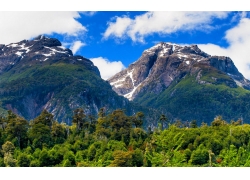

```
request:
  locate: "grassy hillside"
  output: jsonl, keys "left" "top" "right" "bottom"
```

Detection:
{"left": 134, "top": 66, "right": 250, "bottom": 125}
{"left": 0, "top": 59, "right": 129, "bottom": 122}
{"left": 0, "top": 58, "right": 160, "bottom": 126}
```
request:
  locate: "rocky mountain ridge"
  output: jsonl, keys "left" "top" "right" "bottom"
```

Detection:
{"left": 108, "top": 42, "right": 250, "bottom": 101}
{"left": 0, "top": 35, "right": 145, "bottom": 123}
{"left": 1, "top": 37, "right": 250, "bottom": 126}
{"left": 108, "top": 42, "right": 250, "bottom": 125}
{"left": 0, "top": 35, "right": 99, "bottom": 76}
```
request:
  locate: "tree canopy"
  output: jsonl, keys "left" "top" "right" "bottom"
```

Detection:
{"left": 0, "top": 109, "right": 250, "bottom": 167}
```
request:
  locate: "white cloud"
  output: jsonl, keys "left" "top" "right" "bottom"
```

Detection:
{"left": 79, "top": 11, "right": 97, "bottom": 16}
{"left": 90, "top": 57, "right": 125, "bottom": 80}
{"left": 0, "top": 12, "right": 86, "bottom": 44}
{"left": 104, "top": 16, "right": 132, "bottom": 38}
{"left": 198, "top": 18, "right": 250, "bottom": 79}
{"left": 70, "top": 41, "right": 86, "bottom": 54}
{"left": 103, "top": 11, "right": 229, "bottom": 42}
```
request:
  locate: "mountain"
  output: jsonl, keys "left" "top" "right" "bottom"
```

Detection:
{"left": 0, "top": 35, "right": 157, "bottom": 124}
{"left": 108, "top": 42, "right": 250, "bottom": 125}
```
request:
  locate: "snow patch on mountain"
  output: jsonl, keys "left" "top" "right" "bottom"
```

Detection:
{"left": 15, "top": 51, "right": 23, "bottom": 56}
{"left": 234, "top": 80, "right": 243, "bottom": 87}
{"left": 177, "top": 54, "right": 188, "bottom": 59}
{"left": 45, "top": 47, "right": 68, "bottom": 54}
{"left": 109, "top": 41, "right": 250, "bottom": 101}
{"left": 172, "top": 45, "right": 175, "bottom": 51}
{"left": 110, "top": 77, "right": 126, "bottom": 86}
{"left": 19, "top": 44, "right": 32, "bottom": 53}
{"left": 127, "top": 69, "right": 135, "bottom": 85}
{"left": 124, "top": 82, "right": 141, "bottom": 100}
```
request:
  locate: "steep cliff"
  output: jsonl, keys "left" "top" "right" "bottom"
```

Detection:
{"left": 109, "top": 42, "right": 250, "bottom": 124}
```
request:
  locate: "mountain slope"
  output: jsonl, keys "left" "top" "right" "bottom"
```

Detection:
{"left": 0, "top": 35, "right": 156, "bottom": 124}
{"left": 108, "top": 42, "right": 250, "bottom": 124}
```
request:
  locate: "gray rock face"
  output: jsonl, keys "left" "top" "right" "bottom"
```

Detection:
{"left": 108, "top": 42, "right": 250, "bottom": 100}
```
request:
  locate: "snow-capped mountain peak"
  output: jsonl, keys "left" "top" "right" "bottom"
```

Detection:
{"left": 108, "top": 42, "right": 250, "bottom": 101}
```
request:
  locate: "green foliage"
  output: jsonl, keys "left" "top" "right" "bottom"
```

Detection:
{"left": 135, "top": 73, "right": 250, "bottom": 126}
{"left": 48, "top": 148, "right": 63, "bottom": 166}
{"left": 190, "top": 120, "right": 198, "bottom": 128}
{"left": 2, "top": 109, "right": 250, "bottom": 167}
{"left": 1, "top": 141, "right": 17, "bottom": 167}
{"left": 4, "top": 153, "right": 17, "bottom": 167}
{"left": 131, "top": 148, "right": 144, "bottom": 167}
{"left": 96, "top": 116, "right": 111, "bottom": 138}
{"left": 33, "top": 148, "right": 41, "bottom": 159}
{"left": 33, "top": 110, "right": 54, "bottom": 128}
{"left": 72, "top": 108, "right": 86, "bottom": 132}
{"left": 87, "top": 145, "right": 96, "bottom": 162}
{"left": 77, "top": 161, "right": 90, "bottom": 167}
{"left": 5, "top": 113, "right": 29, "bottom": 148}
{"left": 30, "top": 159, "right": 40, "bottom": 167}
{"left": 107, "top": 140, "right": 127, "bottom": 151}
{"left": 159, "top": 114, "right": 168, "bottom": 130}
{"left": 190, "top": 144, "right": 209, "bottom": 166}
{"left": 2, "top": 141, "right": 15, "bottom": 155}
{"left": 109, "top": 109, "right": 132, "bottom": 144}
{"left": 17, "top": 153, "right": 31, "bottom": 167}
{"left": 109, "top": 150, "right": 133, "bottom": 167}
{"left": 39, "top": 149, "right": 51, "bottom": 167}
{"left": 28, "top": 123, "right": 51, "bottom": 149}
{"left": 132, "top": 112, "right": 144, "bottom": 128}
{"left": 51, "top": 121, "right": 67, "bottom": 144}
{"left": 63, "top": 151, "right": 75, "bottom": 166}
{"left": 211, "top": 116, "right": 227, "bottom": 127}
{"left": 0, "top": 59, "right": 149, "bottom": 125}
{"left": 62, "top": 159, "right": 72, "bottom": 167}
{"left": 0, "top": 157, "right": 5, "bottom": 167}
{"left": 75, "top": 151, "right": 84, "bottom": 164}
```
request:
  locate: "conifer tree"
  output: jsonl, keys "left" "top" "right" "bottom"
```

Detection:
{"left": 72, "top": 108, "right": 86, "bottom": 132}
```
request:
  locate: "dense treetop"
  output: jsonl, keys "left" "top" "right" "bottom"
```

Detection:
{"left": 0, "top": 108, "right": 249, "bottom": 167}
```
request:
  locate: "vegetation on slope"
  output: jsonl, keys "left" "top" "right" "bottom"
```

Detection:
{"left": 0, "top": 59, "right": 131, "bottom": 122}
{"left": 135, "top": 67, "right": 250, "bottom": 125}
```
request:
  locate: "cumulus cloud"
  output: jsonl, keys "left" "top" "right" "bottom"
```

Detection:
{"left": 90, "top": 57, "right": 125, "bottom": 80}
{"left": 79, "top": 11, "right": 97, "bottom": 16}
{"left": 103, "top": 11, "right": 229, "bottom": 42}
{"left": 70, "top": 41, "right": 86, "bottom": 54}
{"left": 0, "top": 12, "right": 86, "bottom": 44}
{"left": 198, "top": 17, "right": 250, "bottom": 79}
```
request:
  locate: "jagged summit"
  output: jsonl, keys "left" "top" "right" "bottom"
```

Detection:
{"left": 108, "top": 42, "right": 250, "bottom": 101}
{"left": 108, "top": 42, "right": 250, "bottom": 124}
{"left": 0, "top": 36, "right": 106, "bottom": 122}
{"left": 0, "top": 34, "right": 72, "bottom": 61}
{"left": 0, "top": 35, "right": 99, "bottom": 76}
{"left": 33, "top": 35, "right": 62, "bottom": 46}
{"left": 143, "top": 42, "right": 210, "bottom": 58}
{"left": 0, "top": 36, "right": 160, "bottom": 126}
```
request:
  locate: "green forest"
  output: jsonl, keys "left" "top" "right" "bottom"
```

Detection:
{"left": 1, "top": 108, "right": 250, "bottom": 167}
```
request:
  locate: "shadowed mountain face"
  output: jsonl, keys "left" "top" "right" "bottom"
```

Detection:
{"left": 0, "top": 35, "right": 143, "bottom": 123}
{"left": 109, "top": 42, "right": 250, "bottom": 124}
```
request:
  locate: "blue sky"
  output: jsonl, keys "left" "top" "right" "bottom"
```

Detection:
{"left": 1, "top": 11, "right": 250, "bottom": 80}
{"left": 1, "top": 2, "right": 250, "bottom": 179}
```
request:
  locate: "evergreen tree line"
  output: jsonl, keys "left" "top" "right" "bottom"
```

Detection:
{"left": 0, "top": 108, "right": 250, "bottom": 167}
